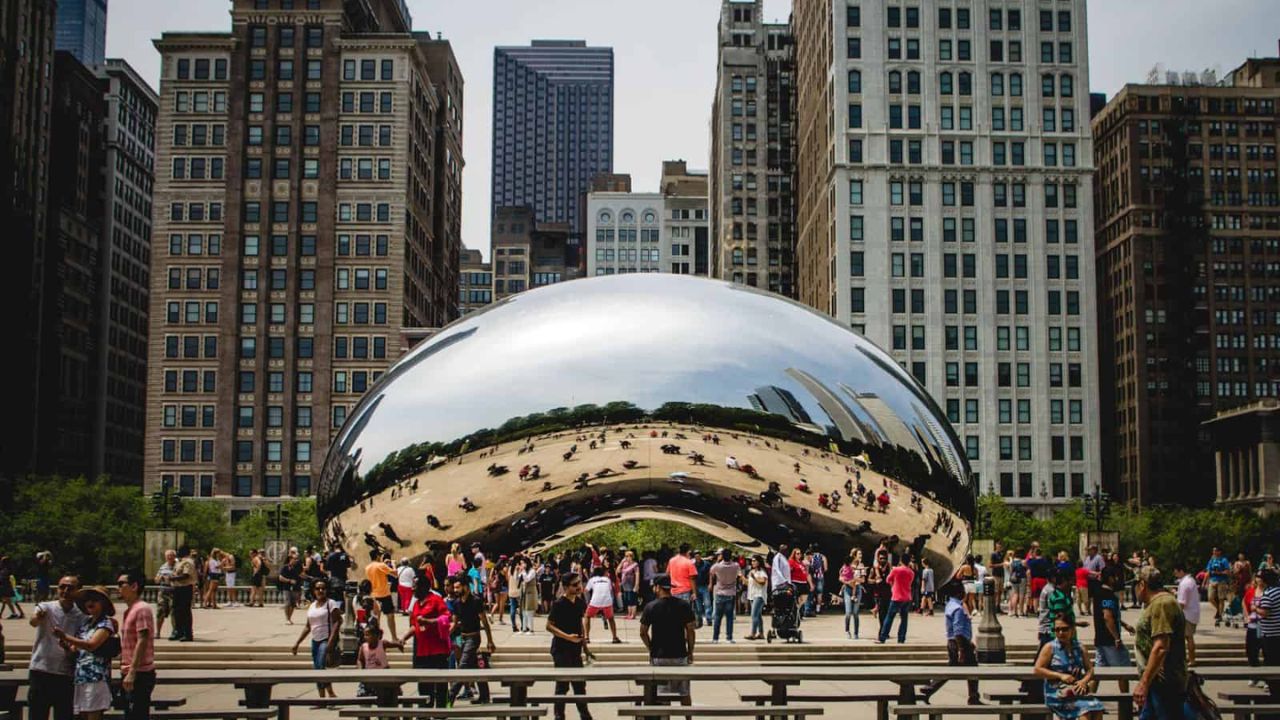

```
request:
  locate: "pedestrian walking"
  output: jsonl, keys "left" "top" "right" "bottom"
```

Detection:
{"left": 1254, "top": 567, "right": 1279, "bottom": 706}
{"left": 278, "top": 549, "right": 302, "bottom": 625}
{"left": 365, "top": 552, "right": 400, "bottom": 641}
{"left": 545, "top": 572, "right": 593, "bottom": 720}
{"left": 401, "top": 578, "right": 451, "bottom": 707}
{"left": 448, "top": 574, "right": 494, "bottom": 704}
{"left": 1205, "top": 547, "right": 1232, "bottom": 627}
{"left": 639, "top": 575, "right": 696, "bottom": 706}
{"left": 1133, "top": 568, "right": 1192, "bottom": 720}
{"left": 116, "top": 571, "right": 156, "bottom": 720}
{"left": 618, "top": 550, "right": 640, "bottom": 620}
{"left": 1092, "top": 566, "right": 1134, "bottom": 694}
{"left": 290, "top": 579, "right": 342, "bottom": 698}
{"left": 1174, "top": 564, "right": 1200, "bottom": 666}
{"left": 0, "top": 556, "right": 24, "bottom": 619}
{"left": 877, "top": 554, "right": 914, "bottom": 644}
{"left": 839, "top": 551, "right": 864, "bottom": 639}
{"left": 27, "top": 575, "right": 85, "bottom": 720}
{"left": 920, "top": 583, "right": 980, "bottom": 705}
{"left": 397, "top": 559, "right": 416, "bottom": 613}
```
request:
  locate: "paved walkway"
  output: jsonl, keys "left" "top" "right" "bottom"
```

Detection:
{"left": 2, "top": 600, "right": 1256, "bottom": 719}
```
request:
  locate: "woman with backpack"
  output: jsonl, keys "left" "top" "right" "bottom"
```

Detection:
{"left": 53, "top": 586, "right": 119, "bottom": 720}
{"left": 1008, "top": 550, "right": 1027, "bottom": 618}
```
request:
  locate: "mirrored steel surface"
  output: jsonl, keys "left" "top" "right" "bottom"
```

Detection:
{"left": 320, "top": 275, "right": 974, "bottom": 578}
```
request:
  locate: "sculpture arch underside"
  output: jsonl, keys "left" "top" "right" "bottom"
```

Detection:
{"left": 319, "top": 275, "right": 974, "bottom": 580}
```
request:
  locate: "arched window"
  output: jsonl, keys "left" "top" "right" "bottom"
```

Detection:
{"left": 939, "top": 71, "right": 953, "bottom": 95}
{"left": 620, "top": 210, "right": 635, "bottom": 224}
{"left": 888, "top": 70, "right": 901, "bottom": 94}
{"left": 597, "top": 211, "right": 612, "bottom": 224}
{"left": 958, "top": 71, "right": 972, "bottom": 96}
{"left": 1009, "top": 73, "right": 1023, "bottom": 97}
{"left": 990, "top": 72, "right": 1004, "bottom": 96}
{"left": 848, "top": 69, "right": 861, "bottom": 93}
{"left": 642, "top": 211, "right": 656, "bottom": 224}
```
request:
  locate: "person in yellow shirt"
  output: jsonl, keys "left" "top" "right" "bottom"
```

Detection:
{"left": 365, "top": 552, "right": 400, "bottom": 639}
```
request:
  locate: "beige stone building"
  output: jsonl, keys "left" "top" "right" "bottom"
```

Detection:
{"left": 1203, "top": 400, "right": 1280, "bottom": 516}
{"left": 709, "top": 0, "right": 797, "bottom": 297}
{"left": 145, "top": 0, "right": 461, "bottom": 507}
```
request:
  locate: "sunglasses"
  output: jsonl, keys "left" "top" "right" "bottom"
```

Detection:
{"left": 58, "top": 583, "right": 76, "bottom": 590}
{"left": 1053, "top": 626, "right": 1074, "bottom": 633}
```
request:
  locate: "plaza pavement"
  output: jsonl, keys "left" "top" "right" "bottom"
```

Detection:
{"left": 2, "top": 598, "right": 1257, "bottom": 719}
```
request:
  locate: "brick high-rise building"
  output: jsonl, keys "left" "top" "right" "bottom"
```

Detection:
{"left": 145, "top": 0, "right": 463, "bottom": 506}
{"left": 1094, "top": 55, "right": 1280, "bottom": 507}
{"left": 54, "top": 0, "right": 107, "bottom": 67}
{"left": 492, "top": 40, "right": 614, "bottom": 237}
{"left": 458, "top": 247, "right": 492, "bottom": 315}
{"left": 0, "top": 0, "right": 57, "bottom": 481}
{"left": 491, "top": 206, "right": 577, "bottom": 301}
{"left": 792, "top": 0, "right": 1101, "bottom": 511}
{"left": 709, "top": 0, "right": 797, "bottom": 296}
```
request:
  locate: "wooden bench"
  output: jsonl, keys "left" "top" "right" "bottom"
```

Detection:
{"left": 894, "top": 704, "right": 1047, "bottom": 720}
{"left": 1219, "top": 691, "right": 1273, "bottom": 705}
{"left": 241, "top": 694, "right": 379, "bottom": 720}
{"left": 523, "top": 694, "right": 684, "bottom": 705}
{"left": 618, "top": 706, "right": 824, "bottom": 719}
{"left": 740, "top": 692, "right": 896, "bottom": 720}
{"left": 1217, "top": 705, "right": 1280, "bottom": 720}
{"left": 339, "top": 708, "right": 548, "bottom": 718}
{"left": 105, "top": 710, "right": 276, "bottom": 720}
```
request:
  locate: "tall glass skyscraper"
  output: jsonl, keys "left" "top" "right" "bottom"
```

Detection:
{"left": 491, "top": 40, "right": 614, "bottom": 237}
{"left": 55, "top": 0, "right": 107, "bottom": 66}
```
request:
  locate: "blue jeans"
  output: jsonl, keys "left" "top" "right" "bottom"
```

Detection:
{"left": 712, "top": 595, "right": 736, "bottom": 641}
{"left": 310, "top": 638, "right": 329, "bottom": 669}
{"left": 509, "top": 596, "right": 520, "bottom": 629}
{"left": 842, "top": 586, "right": 861, "bottom": 636}
{"left": 1139, "top": 684, "right": 1193, "bottom": 720}
{"left": 805, "top": 578, "right": 825, "bottom": 615}
{"left": 750, "top": 596, "right": 765, "bottom": 636}
{"left": 878, "top": 600, "right": 910, "bottom": 643}
{"left": 696, "top": 586, "right": 711, "bottom": 622}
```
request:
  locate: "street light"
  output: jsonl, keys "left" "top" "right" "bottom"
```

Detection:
{"left": 1082, "top": 485, "right": 1112, "bottom": 534}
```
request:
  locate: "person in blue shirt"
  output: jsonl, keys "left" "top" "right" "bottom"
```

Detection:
{"left": 920, "top": 583, "right": 980, "bottom": 705}
{"left": 1204, "top": 547, "right": 1232, "bottom": 626}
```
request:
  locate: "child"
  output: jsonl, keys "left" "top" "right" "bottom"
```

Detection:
{"left": 356, "top": 623, "right": 403, "bottom": 697}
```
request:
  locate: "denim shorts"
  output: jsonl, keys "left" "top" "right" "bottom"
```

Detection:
{"left": 1094, "top": 645, "right": 1132, "bottom": 667}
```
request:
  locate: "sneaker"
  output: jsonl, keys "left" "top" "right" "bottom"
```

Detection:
{"left": 727, "top": 639, "right": 735, "bottom": 644}
{"left": 711, "top": 639, "right": 719, "bottom": 644}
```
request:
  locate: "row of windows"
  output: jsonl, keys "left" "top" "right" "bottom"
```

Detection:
{"left": 160, "top": 438, "right": 215, "bottom": 463}
{"left": 175, "top": 58, "right": 228, "bottom": 81}
{"left": 342, "top": 58, "right": 395, "bottom": 82}
{"left": 169, "top": 202, "right": 222, "bottom": 223}
{"left": 237, "top": 370, "right": 314, "bottom": 394}
{"left": 165, "top": 301, "right": 219, "bottom": 325}
{"left": 247, "top": 91, "right": 321, "bottom": 115}
{"left": 171, "top": 156, "right": 225, "bottom": 181}
{"left": 172, "top": 124, "right": 225, "bottom": 147}
{"left": 595, "top": 248, "right": 662, "bottom": 263}
{"left": 238, "top": 335, "right": 316, "bottom": 360}
{"left": 247, "top": 24, "right": 324, "bottom": 50}
{"left": 163, "top": 335, "right": 217, "bottom": 359}
{"left": 234, "top": 440, "right": 313, "bottom": 464}
{"left": 340, "top": 124, "right": 393, "bottom": 147}
{"left": 338, "top": 203, "right": 392, "bottom": 223}
{"left": 849, "top": 215, "right": 1078, "bottom": 246}
{"left": 247, "top": 59, "right": 323, "bottom": 83}
{"left": 340, "top": 91, "right": 394, "bottom": 114}
{"left": 173, "top": 91, "right": 226, "bottom": 114}
{"left": 162, "top": 369, "right": 217, "bottom": 393}
{"left": 237, "top": 405, "right": 313, "bottom": 430}
{"left": 338, "top": 157, "right": 393, "bottom": 181}
{"left": 161, "top": 404, "right": 216, "bottom": 428}
{"left": 946, "top": 398, "right": 1085, "bottom": 426}
{"left": 333, "top": 370, "right": 382, "bottom": 394}
{"left": 335, "top": 267, "right": 389, "bottom": 291}
{"left": 334, "top": 336, "right": 388, "bottom": 360}
{"left": 167, "top": 267, "right": 220, "bottom": 291}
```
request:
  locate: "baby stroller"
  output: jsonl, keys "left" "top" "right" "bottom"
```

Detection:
{"left": 1223, "top": 594, "right": 1245, "bottom": 629}
{"left": 766, "top": 584, "right": 804, "bottom": 643}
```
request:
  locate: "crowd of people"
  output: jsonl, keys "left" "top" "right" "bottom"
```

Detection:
{"left": 2, "top": 540, "right": 1277, "bottom": 720}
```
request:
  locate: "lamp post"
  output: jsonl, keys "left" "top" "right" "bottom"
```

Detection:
{"left": 975, "top": 576, "right": 1006, "bottom": 663}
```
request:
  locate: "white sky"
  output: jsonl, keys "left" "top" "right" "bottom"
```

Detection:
{"left": 106, "top": 1, "right": 1280, "bottom": 258}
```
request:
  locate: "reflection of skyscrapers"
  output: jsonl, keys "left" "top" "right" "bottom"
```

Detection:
{"left": 912, "top": 400, "right": 963, "bottom": 480}
{"left": 846, "top": 390, "right": 928, "bottom": 464}
{"left": 749, "top": 385, "right": 813, "bottom": 426}
{"left": 785, "top": 368, "right": 873, "bottom": 444}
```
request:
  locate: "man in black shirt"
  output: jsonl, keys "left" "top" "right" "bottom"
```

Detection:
{"left": 449, "top": 576, "right": 493, "bottom": 703}
{"left": 546, "top": 573, "right": 592, "bottom": 720}
{"left": 1092, "top": 566, "right": 1134, "bottom": 692}
{"left": 640, "top": 575, "right": 696, "bottom": 703}
{"left": 324, "top": 545, "right": 350, "bottom": 607}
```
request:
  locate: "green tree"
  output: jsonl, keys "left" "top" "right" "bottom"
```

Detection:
{"left": 0, "top": 476, "right": 147, "bottom": 583}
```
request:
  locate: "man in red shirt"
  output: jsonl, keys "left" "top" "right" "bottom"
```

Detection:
{"left": 401, "top": 580, "right": 451, "bottom": 707}
{"left": 877, "top": 554, "right": 916, "bottom": 644}
{"left": 117, "top": 570, "right": 156, "bottom": 720}
{"left": 666, "top": 544, "right": 698, "bottom": 605}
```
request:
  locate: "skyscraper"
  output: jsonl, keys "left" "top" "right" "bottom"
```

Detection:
{"left": 709, "top": 0, "right": 797, "bottom": 297}
{"left": 792, "top": 0, "right": 1101, "bottom": 512}
{"left": 0, "top": 0, "right": 57, "bottom": 482}
{"left": 1093, "top": 56, "right": 1280, "bottom": 507}
{"left": 55, "top": 0, "right": 107, "bottom": 67}
{"left": 492, "top": 40, "right": 613, "bottom": 237}
{"left": 145, "top": 0, "right": 462, "bottom": 507}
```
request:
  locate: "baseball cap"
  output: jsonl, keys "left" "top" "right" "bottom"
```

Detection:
{"left": 652, "top": 574, "right": 672, "bottom": 590}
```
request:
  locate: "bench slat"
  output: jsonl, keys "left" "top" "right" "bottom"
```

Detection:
{"left": 339, "top": 709, "right": 548, "bottom": 718}
{"left": 618, "top": 706, "right": 825, "bottom": 717}
{"left": 106, "top": 711, "right": 276, "bottom": 720}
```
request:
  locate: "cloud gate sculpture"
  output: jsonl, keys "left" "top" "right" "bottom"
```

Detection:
{"left": 319, "top": 275, "right": 974, "bottom": 579}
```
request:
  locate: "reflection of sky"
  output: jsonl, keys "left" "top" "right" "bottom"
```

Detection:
{"left": 337, "top": 275, "right": 966, "bottom": 481}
